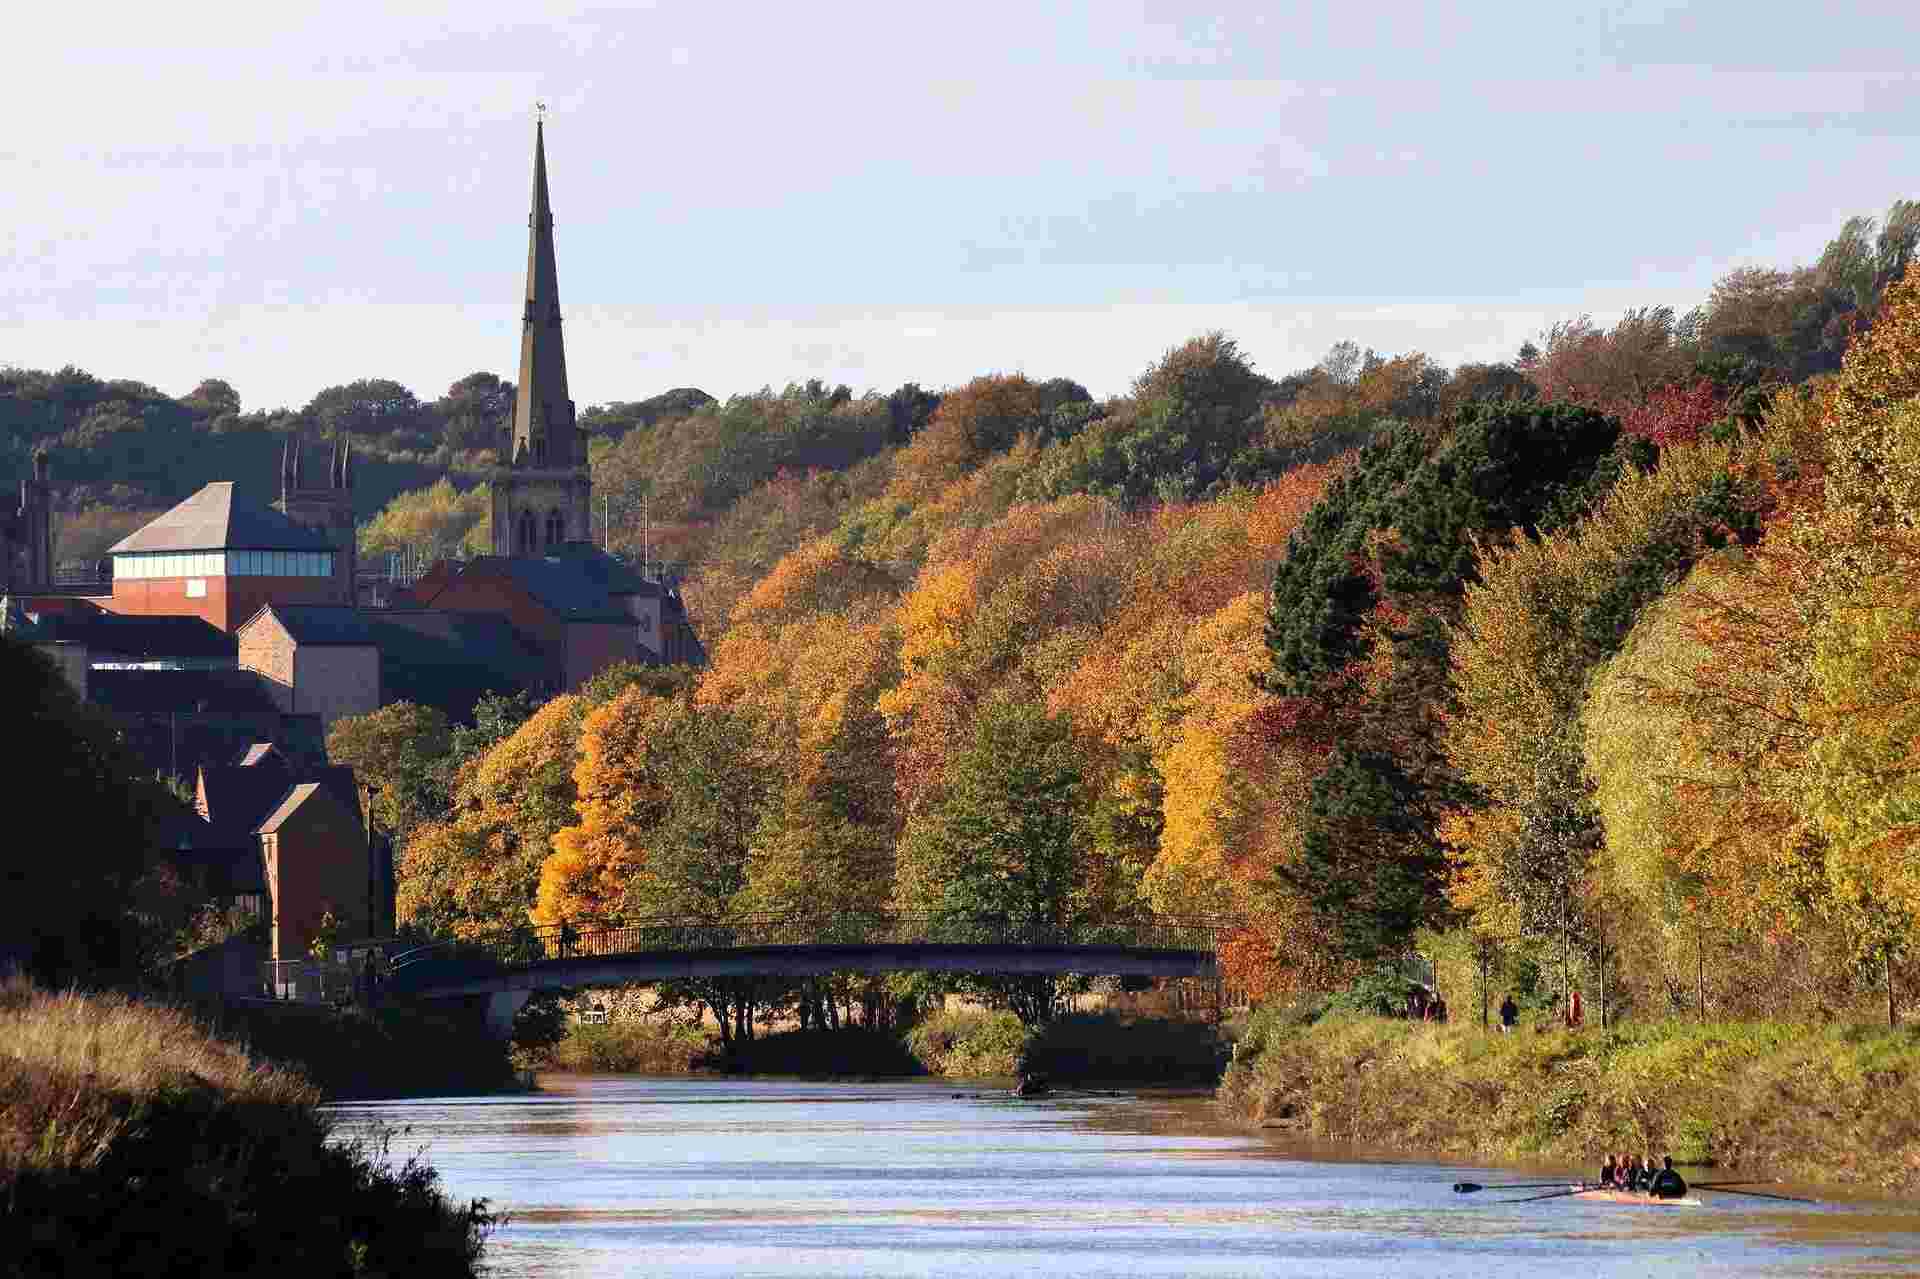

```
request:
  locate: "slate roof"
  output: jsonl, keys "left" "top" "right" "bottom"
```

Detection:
{"left": 369, "top": 611, "right": 551, "bottom": 718}
{"left": 244, "top": 604, "right": 377, "bottom": 646}
{"left": 35, "top": 613, "right": 236, "bottom": 661}
{"left": 428, "top": 546, "right": 649, "bottom": 622}
{"left": 197, "top": 757, "right": 360, "bottom": 848}
{"left": 107, "top": 482, "right": 336, "bottom": 554}
{"left": 256, "top": 782, "right": 331, "bottom": 835}
{"left": 197, "top": 756, "right": 294, "bottom": 849}
{"left": 88, "top": 667, "right": 278, "bottom": 713}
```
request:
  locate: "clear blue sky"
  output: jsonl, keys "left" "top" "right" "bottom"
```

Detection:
{"left": 3, "top": 1, "right": 1915, "bottom": 411}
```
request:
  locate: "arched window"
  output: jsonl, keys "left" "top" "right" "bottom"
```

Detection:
{"left": 517, "top": 509, "right": 536, "bottom": 554}
{"left": 545, "top": 509, "right": 565, "bottom": 547}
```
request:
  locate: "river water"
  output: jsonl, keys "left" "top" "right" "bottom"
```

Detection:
{"left": 331, "top": 1076, "right": 1920, "bottom": 1277}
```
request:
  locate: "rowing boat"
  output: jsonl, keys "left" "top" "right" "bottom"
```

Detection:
{"left": 1566, "top": 1185, "right": 1703, "bottom": 1207}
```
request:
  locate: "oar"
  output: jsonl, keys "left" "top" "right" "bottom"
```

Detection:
{"left": 1453, "top": 1181, "right": 1582, "bottom": 1193}
{"left": 1692, "top": 1184, "right": 1818, "bottom": 1204}
{"left": 1496, "top": 1187, "right": 1590, "bottom": 1204}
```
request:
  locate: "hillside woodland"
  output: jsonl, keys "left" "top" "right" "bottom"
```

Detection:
{"left": 14, "top": 203, "right": 1919, "bottom": 1035}
{"left": 305, "top": 203, "right": 1920, "bottom": 1040}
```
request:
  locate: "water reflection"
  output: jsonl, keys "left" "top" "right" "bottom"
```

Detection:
{"left": 330, "top": 1077, "right": 1920, "bottom": 1278}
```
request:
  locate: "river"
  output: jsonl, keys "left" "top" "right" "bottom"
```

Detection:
{"left": 331, "top": 1076, "right": 1920, "bottom": 1277}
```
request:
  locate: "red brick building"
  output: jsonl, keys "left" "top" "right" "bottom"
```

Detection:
{"left": 103, "top": 481, "right": 349, "bottom": 631}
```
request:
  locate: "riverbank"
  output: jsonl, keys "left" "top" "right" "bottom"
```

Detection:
{"left": 205, "top": 999, "right": 519, "bottom": 1099}
{"left": 1219, "top": 1006, "right": 1920, "bottom": 1193}
{"left": 540, "top": 1010, "right": 1229, "bottom": 1083}
{"left": 0, "top": 979, "right": 494, "bottom": 1274}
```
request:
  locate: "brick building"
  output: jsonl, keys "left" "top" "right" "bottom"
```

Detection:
{"left": 103, "top": 481, "right": 348, "bottom": 630}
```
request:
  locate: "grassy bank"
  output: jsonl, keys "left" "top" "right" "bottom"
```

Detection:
{"left": 0, "top": 980, "right": 492, "bottom": 1276}
{"left": 1220, "top": 1006, "right": 1920, "bottom": 1192}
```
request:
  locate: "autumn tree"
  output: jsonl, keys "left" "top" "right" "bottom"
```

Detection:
{"left": 325, "top": 702, "right": 453, "bottom": 842}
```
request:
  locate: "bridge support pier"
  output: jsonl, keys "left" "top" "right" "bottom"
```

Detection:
{"left": 483, "top": 989, "right": 530, "bottom": 1040}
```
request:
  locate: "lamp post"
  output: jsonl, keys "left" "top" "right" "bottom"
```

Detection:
{"left": 364, "top": 781, "right": 378, "bottom": 940}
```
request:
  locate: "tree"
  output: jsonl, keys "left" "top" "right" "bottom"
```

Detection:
{"left": 0, "top": 637, "right": 175, "bottom": 984}
{"left": 435, "top": 372, "right": 514, "bottom": 452}
{"left": 895, "top": 693, "right": 1094, "bottom": 1026}
{"left": 1276, "top": 746, "right": 1450, "bottom": 961}
{"left": 358, "top": 478, "right": 491, "bottom": 561}
{"left": 326, "top": 702, "right": 454, "bottom": 843}
{"left": 181, "top": 378, "right": 241, "bottom": 420}
{"left": 396, "top": 695, "right": 588, "bottom": 940}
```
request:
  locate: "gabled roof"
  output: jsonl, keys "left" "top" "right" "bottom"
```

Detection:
{"left": 242, "top": 604, "right": 376, "bottom": 646}
{"left": 255, "top": 780, "right": 358, "bottom": 835}
{"left": 236, "top": 742, "right": 284, "bottom": 767}
{"left": 107, "top": 482, "right": 336, "bottom": 555}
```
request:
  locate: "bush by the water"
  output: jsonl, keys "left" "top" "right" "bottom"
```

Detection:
{"left": 201, "top": 999, "right": 517, "bottom": 1098}
{"left": 1221, "top": 1007, "right": 1920, "bottom": 1191}
{"left": 702, "top": 1026, "right": 925, "bottom": 1076}
{"left": 906, "top": 1009, "right": 1029, "bottom": 1076}
{"left": 907, "top": 1009, "right": 1228, "bottom": 1082}
{"left": 548, "top": 1019, "right": 710, "bottom": 1073}
{"left": 0, "top": 979, "right": 492, "bottom": 1276}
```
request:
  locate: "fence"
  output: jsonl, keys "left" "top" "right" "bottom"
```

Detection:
{"left": 390, "top": 912, "right": 1237, "bottom": 977}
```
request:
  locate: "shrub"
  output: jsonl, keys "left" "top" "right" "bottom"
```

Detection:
{"left": 548, "top": 1021, "right": 710, "bottom": 1074}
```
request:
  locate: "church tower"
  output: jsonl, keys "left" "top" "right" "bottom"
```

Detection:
{"left": 4, "top": 448, "right": 54, "bottom": 591}
{"left": 491, "top": 117, "right": 591, "bottom": 557}
{"left": 276, "top": 435, "right": 356, "bottom": 604}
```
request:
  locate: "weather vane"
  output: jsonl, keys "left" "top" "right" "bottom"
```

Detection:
{"left": 535, "top": 100, "right": 548, "bottom": 123}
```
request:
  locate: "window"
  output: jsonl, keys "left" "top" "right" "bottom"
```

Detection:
{"left": 186, "top": 579, "right": 206, "bottom": 598}
{"left": 546, "top": 509, "right": 565, "bottom": 547}
{"left": 517, "top": 510, "right": 536, "bottom": 554}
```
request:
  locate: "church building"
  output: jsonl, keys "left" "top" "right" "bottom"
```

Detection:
{"left": 10, "top": 115, "right": 700, "bottom": 754}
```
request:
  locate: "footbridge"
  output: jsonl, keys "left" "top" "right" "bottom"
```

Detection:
{"left": 384, "top": 913, "right": 1233, "bottom": 1032}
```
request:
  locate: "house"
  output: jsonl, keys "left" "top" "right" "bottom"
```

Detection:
{"left": 402, "top": 544, "right": 703, "bottom": 688}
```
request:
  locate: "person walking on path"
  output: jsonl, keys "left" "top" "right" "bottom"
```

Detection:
{"left": 1567, "top": 988, "right": 1584, "bottom": 1028}
{"left": 1498, "top": 993, "right": 1519, "bottom": 1033}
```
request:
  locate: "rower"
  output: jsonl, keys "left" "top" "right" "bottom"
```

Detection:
{"left": 1648, "top": 1155, "right": 1688, "bottom": 1200}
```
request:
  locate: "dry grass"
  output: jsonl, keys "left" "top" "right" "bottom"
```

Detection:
{"left": 0, "top": 976, "right": 493, "bottom": 1276}
{"left": 0, "top": 976, "right": 313, "bottom": 1176}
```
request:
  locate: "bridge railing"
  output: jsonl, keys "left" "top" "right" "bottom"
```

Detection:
{"left": 388, "top": 912, "right": 1237, "bottom": 978}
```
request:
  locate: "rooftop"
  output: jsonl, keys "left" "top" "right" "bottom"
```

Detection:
{"left": 107, "top": 482, "right": 337, "bottom": 555}
{"left": 34, "top": 612, "right": 237, "bottom": 661}
{"left": 87, "top": 667, "right": 276, "bottom": 714}
{"left": 243, "top": 604, "right": 376, "bottom": 646}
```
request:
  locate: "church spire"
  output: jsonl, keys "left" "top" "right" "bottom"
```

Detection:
{"left": 509, "top": 116, "right": 575, "bottom": 469}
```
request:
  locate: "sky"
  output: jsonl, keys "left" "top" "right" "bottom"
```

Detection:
{"left": 3, "top": 0, "right": 1917, "bottom": 412}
